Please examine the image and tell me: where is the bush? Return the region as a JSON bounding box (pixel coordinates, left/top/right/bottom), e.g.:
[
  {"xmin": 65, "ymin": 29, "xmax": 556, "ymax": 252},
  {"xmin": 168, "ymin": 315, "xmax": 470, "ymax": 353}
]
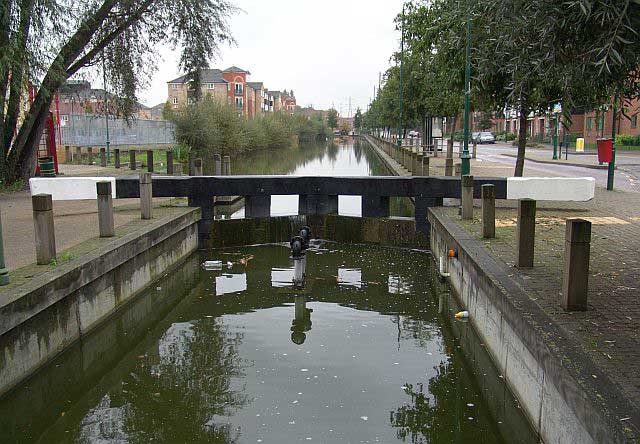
[
  {"xmin": 496, "ymin": 132, "xmax": 517, "ymax": 141},
  {"xmin": 616, "ymin": 134, "xmax": 638, "ymax": 146}
]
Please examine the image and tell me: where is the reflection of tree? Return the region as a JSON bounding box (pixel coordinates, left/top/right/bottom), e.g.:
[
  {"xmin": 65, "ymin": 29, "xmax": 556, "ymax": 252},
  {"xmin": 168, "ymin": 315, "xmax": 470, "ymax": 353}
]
[
  {"xmin": 391, "ymin": 360, "xmax": 486, "ymax": 444},
  {"xmin": 120, "ymin": 318, "xmax": 249, "ymax": 443}
]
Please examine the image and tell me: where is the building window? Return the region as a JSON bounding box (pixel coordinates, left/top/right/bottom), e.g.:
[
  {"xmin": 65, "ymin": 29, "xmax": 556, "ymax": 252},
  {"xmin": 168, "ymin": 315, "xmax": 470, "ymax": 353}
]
[
  {"xmin": 596, "ymin": 117, "xmax": 602, "ymax": 131},
  {"xmin": 235, "ymin": 97, "xmax": 243, "ymax": 109},
  {"xmin": 172, "ymin": 97, "xmax": 178, "ymax": 105},
  {"xmin": 586, "ymin": 117, "xmax": 593, "ymax": 131},
  {"xmin": 207, "ymin": 83, "xmax": 214, "ymax": 90},
  {"xmin": 171, "ymin": 84, "xmax": 178, "ymax": 90},
  {"xmin": 632, "ymin": 114, "xmax": 638, "ymax": 129},
  {"xmin": 187, "ymin": 97, "xmax": 194, "ymax": 105},
  {"xmin": 235, "ymin": 83, "xmax": 243, "ymax": 95}
]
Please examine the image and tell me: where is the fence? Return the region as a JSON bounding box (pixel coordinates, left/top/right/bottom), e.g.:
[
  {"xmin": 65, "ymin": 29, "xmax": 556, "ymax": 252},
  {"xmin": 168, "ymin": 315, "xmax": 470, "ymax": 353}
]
[{"xmin": 60, "ymin": 115, "xmax": 175, "ymax": 147}]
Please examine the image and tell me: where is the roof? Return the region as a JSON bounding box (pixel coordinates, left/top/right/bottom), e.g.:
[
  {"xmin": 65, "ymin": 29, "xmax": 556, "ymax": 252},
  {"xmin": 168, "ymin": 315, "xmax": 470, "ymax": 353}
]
[
  {"xmin": 267, "ymin": 90, "xmax": 281, "ymax": 97},
  {"xmin": 168, "ymin": 69, "xmax": 228, "ymax": 84},
  {"xmin": 247, "ymin": 82, "xmax": 264, "ymax": 90},
  {"xmin": 223, "ymin": 66, "xmax": 250, "ymax": 74}
]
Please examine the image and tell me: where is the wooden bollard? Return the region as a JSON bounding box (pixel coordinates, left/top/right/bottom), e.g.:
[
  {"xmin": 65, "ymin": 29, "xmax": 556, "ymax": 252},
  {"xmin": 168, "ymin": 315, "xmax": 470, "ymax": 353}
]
[
  {"xmin": 516, "ymin": 199, "xmax": 536, "ymax": 268},
  {"xmin": 129, "ymin": 150, "xmax": 136, "ymax": 170},
  {"xmin": 166, "ymin": 150, "xmax": 174, "ymax": 175},
  {"xmin": 188, "ymin": 151, "xmax": 195, "ymax": 176},
  {"xmin": 472, "ymin": 140, "xmax": 478, "ymax": 159},
  {"xmin": 86, "ymin": 146, "xmax": 93, "ymax": 165},
  {"xmin": 214, "ymin": 154, "xmax": 222, "ymax": 175},
  {"xmin": 114, "ymin": 149, "xmax": 121, "ymax": 168},
  {"xmin": 32, "ymin": 194, "xmax": 56, "ymax": 265},
  {"xmin": 481, "ymin": 184, "xmax": 495, "ymax": 238},
  {"xmin": 147, "ymin": 150, "xmax": 154, "ymax": 172},
  {"xmin": 423, "ymin": 156, "xmax": 430, "ymax": 176},
  {"xmin": 64, "ymin": 145, "xmax": 71, "ymax": 164},
  {"xmin": 100, "ymin": 147, "xmax": 107, "ymax": 167},
  {"xmin": 75, "ymin": 146, "xmax": 82, "ymax": 164},
  {"xmin": 562, "ymin": 219, "xmax": 592, "ymax": 311},
  {"xmin": 223, "ymin": 156, "xmax": 231, "ymax": 175},
  {"xmin": 194, "ymin": 158, "xmax": 203, "ymax": 176},
  {"xmin": 97, "ymin": 181, "xmax": 115, "ymax": 237},
  {"xmin": 461, "ymin": 175, "xmax": 474, "ymax": 220},
  {"xmin": 139, "ymin": 173, "xmax": 152, "ymax": 220},
  {"xmin": 454, "ymin": 163, "xmax": 461, "ymax": 176}
]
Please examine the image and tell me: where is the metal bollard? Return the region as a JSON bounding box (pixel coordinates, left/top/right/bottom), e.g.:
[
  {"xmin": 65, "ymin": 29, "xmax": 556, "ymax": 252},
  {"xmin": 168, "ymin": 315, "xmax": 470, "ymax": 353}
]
[
  {"xmin": 139, "ymin": 173, "xmax": 153, "ymax": 220},
  {"xmin": 481, "ymin": 184, "xmax": 495, "ymax": 238},
  {"xmin": 97, "ymin": 181, "xmax": 115, "ymax": 237},
  {"xmin": 562, "ymin": 219, "xmax": 592, "ymax": 311},
  {"xmin": 194, "ymin": 158, "xmax": 203, "ymax": 176},
  {"xmin": 114, "ymin": 149, "xmax": 121, "ymax": 168},
  {"xmin": 0, "ymin": 207, "xmax": 9, "ymax": 285},
  {"xmin": 129, "ymin": 150, "xmax": 136, "ymax": 170},
  {"xmin": 32, "ymin": 194, "xmax": 56, "ymax": 265},
  {"xmin": 147, "ymin": 150, "xmax": 154, "ymax": 173},
  {"xmin": 461, "ymin": 175, "xmax": 474, "ymax": 220},
  {"xmin": 166, "ymin": 150, "xmax": 174, "ymax": 175},
  {"xmin": 223, "ymin": 156, "xmax": 231, "ymax": 176},
  {"xmin": 100, "ymin": 147, "xmax": 107, "ymax": 167},
  {"xmin": 516, "ymin": 199, "xmax": 536, "ymax": 268}
]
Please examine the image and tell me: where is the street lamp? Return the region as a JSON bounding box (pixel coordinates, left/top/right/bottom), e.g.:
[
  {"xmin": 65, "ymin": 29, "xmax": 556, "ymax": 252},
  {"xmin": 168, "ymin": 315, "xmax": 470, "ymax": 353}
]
[
  {"xmin": 607, "ymin": 99, "xmax": 618, "ymax": 191},
  {"xmin": 397, "ymin": 4, "xmax": 405, "ymax": 149},
  {"xmin": 461, "ymin": 0, "xmax": 472, "ymax": 175}
]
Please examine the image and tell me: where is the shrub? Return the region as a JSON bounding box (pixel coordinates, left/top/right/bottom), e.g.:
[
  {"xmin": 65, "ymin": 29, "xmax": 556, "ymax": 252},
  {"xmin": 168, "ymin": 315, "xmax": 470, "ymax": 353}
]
[{"xmin": 616, "ymin": 134, "xmax": 637, "ymax": 146}]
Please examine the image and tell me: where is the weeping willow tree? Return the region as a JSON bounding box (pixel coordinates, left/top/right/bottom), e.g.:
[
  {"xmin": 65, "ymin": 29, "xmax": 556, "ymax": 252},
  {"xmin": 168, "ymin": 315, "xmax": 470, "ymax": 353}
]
[{"xmin": 0, "ymin": 0, "xmax": 237, "ymax": 184}]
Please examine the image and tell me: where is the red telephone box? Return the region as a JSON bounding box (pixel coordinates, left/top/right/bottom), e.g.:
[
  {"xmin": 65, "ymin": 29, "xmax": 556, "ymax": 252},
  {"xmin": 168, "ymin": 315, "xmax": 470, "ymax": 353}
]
[{"xmin": 597, "ymin": 138, "xmax": 613, "ymax": 163}]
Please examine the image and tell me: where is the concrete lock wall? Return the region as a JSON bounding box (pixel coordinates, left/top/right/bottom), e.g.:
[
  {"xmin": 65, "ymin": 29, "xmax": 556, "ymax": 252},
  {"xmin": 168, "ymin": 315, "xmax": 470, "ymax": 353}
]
[
  {"xmin": 0, "ymin": 209, "xmax": 200, "ymax": 397},
  {"xmin": 427, "ymin": 208, "xmax": 627, "ymax": 444}
]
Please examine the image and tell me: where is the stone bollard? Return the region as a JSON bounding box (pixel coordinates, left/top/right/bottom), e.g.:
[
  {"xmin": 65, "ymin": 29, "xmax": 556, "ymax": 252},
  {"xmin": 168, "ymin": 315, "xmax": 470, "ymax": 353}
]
[
  {"xmin": 140, "ymin": 173, "xmax": 153, "ymax": 220},
  {"xmin": 223, "ymin": 156, "xmax": 231, "ymax": 175},
  {"xmin": 461, "ymin": 175, "xmax": 474, "ymax": 220},
  {"xmin": 97, "ymin": 181, "xmax": 115, "ymax": 237},
  {"xmin": 562, "ymin": 219, "xmax": 592, "ymax": 311},
  {"xmin": 214, "ymin": 154, "xmax": 222, "ymax": 175},
  {"xmin": 445, "ymin": 158, "xmax": 454, "ymax": 176},
  {"xmin": 32, "ymin": 194, "xmax": 56, "ymax": 265},
  {"xmin": 129, "ymin": 150, "xmax": 136, "ymax": 170},
  {"xmin": 166, "ymin": 150, "xmax": 174, "ymax": 175},
  {"xmin": 100, "ymin": 147, "xmax": 107, "ymax": 167},
  {"xmin": 472, "ymin": 140, "xmax": 478, "ymax": 159},
  {"xmin": 188, "ymin": 151, "xmax": 195, "ymax": 176},
  {"xmin": 0, "ymin": 207, "xmax": 9, "ymax": 285},
  {"xmin": 75, "ymin": 146, "xmax": 82, "ymax": 165},
  {"xmin": 481, "ymin": 184, "xmax": 495, "ymax": 238},
  {"xmin": 114, "ymin": 149, "xmax": 121, "ymax": 168},
  {"xmin": 194, "ymin": 158, "xmax": 203, "ymax": 176},
  {"xmin": 86, "ymin": 146, "xmax": 93, "ymax": 165},
  {"xmin": 64, "ymin": 145, "xmax": 71, "ymax": 164},
  {"xmin": 516, "ymin": 199, "xmax": 536, "ymax": 268}
]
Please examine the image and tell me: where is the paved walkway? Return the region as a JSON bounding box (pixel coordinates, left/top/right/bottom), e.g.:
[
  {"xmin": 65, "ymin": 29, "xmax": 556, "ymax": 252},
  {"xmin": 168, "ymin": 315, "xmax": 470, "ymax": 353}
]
[{"xmin": 444, "ymin": 188, "xmax": 640, "ymax": 435}]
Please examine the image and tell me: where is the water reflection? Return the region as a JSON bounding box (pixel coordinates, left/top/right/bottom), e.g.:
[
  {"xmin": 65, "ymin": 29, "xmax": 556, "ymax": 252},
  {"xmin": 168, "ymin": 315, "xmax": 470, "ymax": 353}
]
[{"xmin": 0, "ymin": 243, "xmax": 535, "ymax": 444}]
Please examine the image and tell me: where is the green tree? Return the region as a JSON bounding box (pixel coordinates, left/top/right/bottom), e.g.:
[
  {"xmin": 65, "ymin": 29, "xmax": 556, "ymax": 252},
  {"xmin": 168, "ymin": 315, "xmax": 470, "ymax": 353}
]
[
  {"xmin": 353, "ymin": 108, "xmax": 363, "ymax": 132},
  {"xmin": 0, "ymin": 0, "xmax": 237, "ymax": 184},
  {"xmin": 162, "ymin": 101, "xmax": 174, "ymax": 121},
  {"xmin": 326, "ymin": 108, "xmax": 338, "ymax": 130}
]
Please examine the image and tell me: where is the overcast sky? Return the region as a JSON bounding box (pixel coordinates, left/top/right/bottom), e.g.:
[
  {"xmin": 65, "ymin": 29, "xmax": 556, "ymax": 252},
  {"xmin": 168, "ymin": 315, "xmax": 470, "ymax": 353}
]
[{"xmin": 137, "ymin": 0, "xmax": 404, "ymax": 115}]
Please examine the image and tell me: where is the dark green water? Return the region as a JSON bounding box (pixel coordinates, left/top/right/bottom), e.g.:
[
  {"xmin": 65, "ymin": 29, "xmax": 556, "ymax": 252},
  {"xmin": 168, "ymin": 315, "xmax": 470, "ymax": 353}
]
[
  {"xmin": 0, "ymin": 243, "xmax": 536, "ymax": 443},
  {"xmin": 212, "ymin": 138, "xmax": 414, "ymax": 218}
]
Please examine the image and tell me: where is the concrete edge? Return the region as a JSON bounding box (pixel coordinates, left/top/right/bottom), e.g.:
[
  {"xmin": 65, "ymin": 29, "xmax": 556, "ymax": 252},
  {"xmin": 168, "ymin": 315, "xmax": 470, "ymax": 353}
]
[
  {"xmin": 0, "ymin": 207, "xmax": 202, "ymax": 336},
  {"xmin": 501, "ymin": 153, "xmax": 611, "ymax": 170},
  {"xmin": 428, "ymin": 207, "xmax": 637, "ymax": 443},
  {"xmin": 363, "ymin": 135, "xmax": 410, "ymax": 177}
]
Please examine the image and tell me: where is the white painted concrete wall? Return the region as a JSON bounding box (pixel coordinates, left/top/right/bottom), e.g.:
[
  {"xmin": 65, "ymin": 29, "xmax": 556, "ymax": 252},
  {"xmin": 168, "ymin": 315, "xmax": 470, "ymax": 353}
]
[
  {"xmin": 506, "ymin": 177, "xmax": 595, "ymax": 201},
  {"xmin": 29, "ymin": 177, "xmax": 116, "ymax": 200}
]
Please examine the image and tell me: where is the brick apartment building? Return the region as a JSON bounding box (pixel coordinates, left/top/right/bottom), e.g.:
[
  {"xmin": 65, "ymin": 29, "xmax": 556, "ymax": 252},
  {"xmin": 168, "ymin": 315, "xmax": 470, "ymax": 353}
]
[{"xmin": 167, "ymin": 67, "xmax": 296, "ymax": 117}]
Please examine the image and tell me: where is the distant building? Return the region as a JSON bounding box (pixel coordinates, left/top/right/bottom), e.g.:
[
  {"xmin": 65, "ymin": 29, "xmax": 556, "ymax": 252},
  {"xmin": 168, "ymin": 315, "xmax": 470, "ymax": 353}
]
[{"xmin": 167, "ymin": 69, "xmax": 229, "ymax": 110}]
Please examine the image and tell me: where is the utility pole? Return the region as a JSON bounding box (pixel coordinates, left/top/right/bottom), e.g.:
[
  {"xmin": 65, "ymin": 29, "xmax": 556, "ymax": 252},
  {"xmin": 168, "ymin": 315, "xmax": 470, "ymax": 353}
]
[
  {"xmin": 461, "ymin": 0, "xmax": 472, "ymax": 175},
  {"xmin": 397, "ymin": 4, "xmax": 405, "ymax": 147}
]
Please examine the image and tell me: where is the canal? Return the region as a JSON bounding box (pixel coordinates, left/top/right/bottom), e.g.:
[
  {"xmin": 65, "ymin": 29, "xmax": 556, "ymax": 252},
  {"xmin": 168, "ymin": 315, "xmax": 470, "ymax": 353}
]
[
  {"xmin": 0, "ymin": 243, "xmax": 536, "ymax": 443},
  {"xmin": 212, "ymin": 138, "xmax": 414, "ymax": 218}
]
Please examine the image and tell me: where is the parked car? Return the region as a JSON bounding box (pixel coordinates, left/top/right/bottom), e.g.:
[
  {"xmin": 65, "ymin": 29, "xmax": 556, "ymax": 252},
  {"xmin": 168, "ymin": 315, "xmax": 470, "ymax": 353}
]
[
  {"xmin": 471, "ymin": 131, "xmax": 481, "ymax": 142},
  {"xmin": 477, "ymin": 131, "xmax": 496, "ymax": 144}
]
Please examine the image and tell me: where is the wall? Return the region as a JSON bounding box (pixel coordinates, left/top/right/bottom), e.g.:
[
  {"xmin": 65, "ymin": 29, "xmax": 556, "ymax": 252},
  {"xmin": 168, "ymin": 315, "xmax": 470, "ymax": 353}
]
[{"xmin": 0, "ymin": 209, "xmax": 201, "ymax": 397}]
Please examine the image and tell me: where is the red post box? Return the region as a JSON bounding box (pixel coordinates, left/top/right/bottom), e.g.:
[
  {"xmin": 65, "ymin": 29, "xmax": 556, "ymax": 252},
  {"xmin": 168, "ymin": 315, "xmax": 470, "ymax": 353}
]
[{"xmin": 597, "ymin": 138, "xmax": 613, "ymax": 163}]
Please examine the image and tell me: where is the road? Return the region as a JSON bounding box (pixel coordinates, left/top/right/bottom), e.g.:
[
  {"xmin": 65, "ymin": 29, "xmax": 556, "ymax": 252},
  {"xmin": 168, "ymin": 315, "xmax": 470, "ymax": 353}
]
[{"xmin": 470, "ymin": 142, "xmax": 640, "ymax": 192}]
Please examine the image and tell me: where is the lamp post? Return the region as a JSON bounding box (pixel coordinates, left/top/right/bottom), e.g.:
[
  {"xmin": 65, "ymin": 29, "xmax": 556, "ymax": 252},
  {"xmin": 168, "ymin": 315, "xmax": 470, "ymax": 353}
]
[
  {"xmin": 461, "ymin": 0, "xmax": 472, "ymax": 175},
  {"xmin": 397, "ymin": 4, "xmax": 405, "ymax": 149},
  {"xmin": 102, "ymin": 52, "xmax": 111, "ymax": 163},
  {"xmin": 0, "ymin": 208, "xmax": 9, "ymax": 285},
  {"xmin": 607, "ymin": 99, "xmax": 617, "ymax": 191}
]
